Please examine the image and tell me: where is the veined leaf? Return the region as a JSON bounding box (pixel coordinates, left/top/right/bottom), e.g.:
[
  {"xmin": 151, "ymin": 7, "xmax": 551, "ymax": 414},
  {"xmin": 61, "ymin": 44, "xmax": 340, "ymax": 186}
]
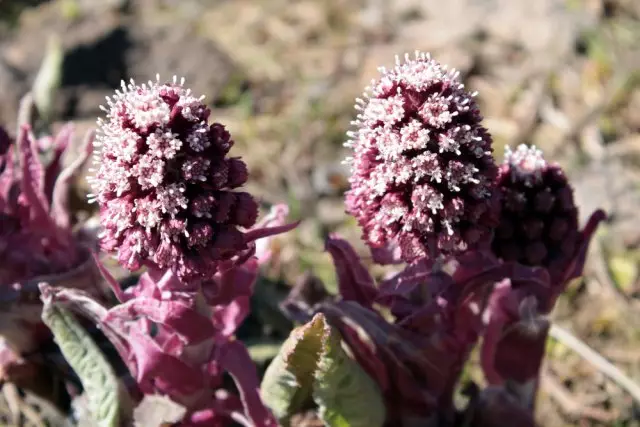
[
  {"xmin": 41, "ymin": 291, "xmax": 120, "ymax": 427},
  {"xmin": 260, "ymin": 313, "xmax": 323, "ymax": 422},
  {"xmin": 312, "ymin": 314, "xmax": 386, "ymax": 427},
  {"xmin": 260, "ymin": 313, "xmax": 385, "ymax": 427}
]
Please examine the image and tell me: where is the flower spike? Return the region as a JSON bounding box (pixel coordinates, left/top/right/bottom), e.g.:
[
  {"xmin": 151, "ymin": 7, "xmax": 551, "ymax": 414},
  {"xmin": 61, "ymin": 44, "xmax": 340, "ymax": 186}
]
[
  {"xmin": 91, "ymin": 76, "xmax": 259, "ymax": 281},
  {"xmin": 345, "ymin": 51, "xmax": 500, "ymax": 262}
]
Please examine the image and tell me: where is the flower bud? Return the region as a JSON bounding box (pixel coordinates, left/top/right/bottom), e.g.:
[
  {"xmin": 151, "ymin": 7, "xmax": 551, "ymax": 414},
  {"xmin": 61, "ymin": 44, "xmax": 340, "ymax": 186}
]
[{"xmin": 492, "ymin": 145, "xmax": 580, "ymax": 273}]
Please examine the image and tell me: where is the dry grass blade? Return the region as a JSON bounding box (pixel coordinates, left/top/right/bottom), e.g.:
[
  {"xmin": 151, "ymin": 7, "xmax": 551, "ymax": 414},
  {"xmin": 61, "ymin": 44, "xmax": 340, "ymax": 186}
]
[{"xmin": 549, "ymin": 323, "xmax": 640, "ymax": 404}]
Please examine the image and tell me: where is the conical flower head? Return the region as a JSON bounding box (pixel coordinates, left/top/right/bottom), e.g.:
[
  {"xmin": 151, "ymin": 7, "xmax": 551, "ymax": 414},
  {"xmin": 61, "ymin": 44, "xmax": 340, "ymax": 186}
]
[
  {"xmin": 491, "ymin": 144, "xmax": 580, "ymax": 276},
  {"xmin": 345, "ymin": 52, "xmax": 499, "ymax": 262},
  {"xmin": 90, "ymin": 76, "xmax": 257, "ymax": 281}
]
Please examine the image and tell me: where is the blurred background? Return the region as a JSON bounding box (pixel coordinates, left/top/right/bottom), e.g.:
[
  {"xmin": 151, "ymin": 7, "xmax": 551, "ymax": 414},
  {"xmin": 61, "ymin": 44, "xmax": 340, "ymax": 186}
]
[{"xmin": 0, "ymin": 0, "xmax": 639, "ymax": 425}]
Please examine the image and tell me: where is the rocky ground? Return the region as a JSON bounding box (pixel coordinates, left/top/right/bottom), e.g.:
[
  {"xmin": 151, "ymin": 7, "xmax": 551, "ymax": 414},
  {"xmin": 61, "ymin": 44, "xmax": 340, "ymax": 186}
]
[{"xmin": 0, "ymin": 0, "xmax": 639, "ymax": 425}]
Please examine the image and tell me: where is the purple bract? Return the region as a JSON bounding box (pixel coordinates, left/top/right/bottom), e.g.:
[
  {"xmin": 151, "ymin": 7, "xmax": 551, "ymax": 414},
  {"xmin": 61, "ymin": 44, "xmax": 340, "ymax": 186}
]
[
  {"xmin": 283, "ymin": 235, "xmax": 532, "ymax": 426},
  {"xmin": 40, "ymin": 204, "xmax": 293, "ymax": 426},
  {"xmin": 0, "ymin": 121, "xmax": 104, "ymax": 379},
  {"xmin": 0, "ymin": 124, "xmax": 91, "ymax": 286}
]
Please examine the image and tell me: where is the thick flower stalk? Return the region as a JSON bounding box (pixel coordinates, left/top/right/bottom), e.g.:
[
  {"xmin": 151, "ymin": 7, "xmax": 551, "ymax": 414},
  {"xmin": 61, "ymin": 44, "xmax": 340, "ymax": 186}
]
[
  {"xmin": 90, "ymin": 76, "xmax": 270, "ymax": 281},
  {"xmin": 78, "ymin": 76, "xmax": 297, "ymax": 424},
  {"xmin": 281, "ymin": 236, "xmax": 532, "ymax": 426},
  {"xmin": 0, "ymin": 121, "xmax": 101, "ymax": 360},
  {"xmin": 481, "ymin": 144, "xmax": 606, "ymax": 406},
  {"xmin": 345, "ymin": 52, "xmax": 500, "ymax": 262},
  {"xmin": 42, "ymin": 264, "xmax": 275, "ymax": 427},
  {"xmin": 41, "ymin": 205, "xmax": 292, "ymax": 426}
]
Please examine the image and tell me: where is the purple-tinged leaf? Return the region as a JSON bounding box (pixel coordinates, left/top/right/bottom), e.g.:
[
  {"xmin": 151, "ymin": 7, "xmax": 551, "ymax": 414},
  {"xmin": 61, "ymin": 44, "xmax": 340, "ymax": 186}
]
[
  {"xmin": 556, "ymin": 209, "xmax": 606, "ymax": 291},
  {"xmin": 37, "ymin": 284, "xmax": 109, "ymax": 325},
  {"xmin": 51, "ymin": 129, "xmax": 94, "ymax": 228},
  {"xmin": 44, "ymin": 123, "xmax": 74, "ymax": 201},
  {"xmin": 17, "ymin": 124, "xmax": 49, "ymax": 224},
  {"xmin": 444, "ymin": 250, "xmax": 503, "ymax": 285},
  {"xmin": 213, "ymin": 298, "xmax": 250, "ymax": 337},
  {"xmin": 92, "ymin": 252, "xmax": 128, "ymax": 303},
  {"xmin": 123, "ymin": 326, "xmax": 207, "ymax": 397},
  {"xmin": 186, "ymin": 392, "xmax": 247, "ymax": 427},
  {"xmin": 243, "ymin": 221, "xmax": 300, "ymax": 246},
  {"xmin": 103, "ymin": 298, "xmax": 215, "ymax": 345},
  {"xmin": 0, "ymin": 147, "xmax": 15, "ymax": 212},
  {"xmin": 378, "ymin": 251, "xmax": 507, "ymax": 326},
  {"xmin": 326, "ymin": 235, "xmax": 377, "ymax": 307},
  {"xmin": 220, "ymin": 340, "xmax": 278, "ymax": 427},
  {"xmin": 480, "ymin": 265, "xmax": 554, "ymax": 407},
  {"xmin": 203, "ymin": 259, "xmax": 260, "ymax": 336},
  {"xmin": 153, "ymin": 265, "xmax": 198, "ymax": 294},
  {"xmin": 126, "ymin": 273, "xmax": 163, "ymax": 300},
  {"xmin": 376, "ymin": 258, "xmax": 432, "ymax": 314},
  {"xmin": 205, "ymin": 258, "xmax": 258, "ymax": 307},
  {"xmin": 184, "ymin": 408, "xmax": 228, "ymax": 427},
  {"xmin": 307, "ymin": 249, "xmax": 537, "ymax": 424}
]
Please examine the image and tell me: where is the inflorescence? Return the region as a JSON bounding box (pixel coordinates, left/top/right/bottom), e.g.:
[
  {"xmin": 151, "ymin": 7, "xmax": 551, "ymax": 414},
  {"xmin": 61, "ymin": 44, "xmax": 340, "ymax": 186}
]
[
  {"xmin": 344, "ymin": 51, "xmax": 500, "ymax": 262},
  {"xmin": 89, "ymin": 75, "xmax": 257, "ymax": 281},
  {"xmin": 492, "ymin": 144, "xmax": 581, "ymax": 273}
]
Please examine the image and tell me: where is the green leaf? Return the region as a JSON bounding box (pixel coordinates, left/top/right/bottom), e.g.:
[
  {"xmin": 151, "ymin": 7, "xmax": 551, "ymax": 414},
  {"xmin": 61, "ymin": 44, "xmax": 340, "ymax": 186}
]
[
  {"xmin": 312, "ymin": 315, "xmax": 386, "ymax": 427},
  {"xmin": 260, "ymin": 314, "xmax": 322, "ymax": 422},
  {"xmin": 42, "ymin": 299, "xmax": 120, "ymax": 427},
  {"xmin": 260, "ymin": 313, "xmax": 385, "ymax": 427}
]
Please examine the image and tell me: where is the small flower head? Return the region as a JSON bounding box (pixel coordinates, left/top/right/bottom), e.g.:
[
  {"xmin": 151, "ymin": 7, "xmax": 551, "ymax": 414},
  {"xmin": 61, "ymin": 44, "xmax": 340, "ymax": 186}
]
[
  {"xmin": 491, "ymin": 145, "xmax": 580, "ymax": 274},
  {"xmin": 345, "ymin": 52, "xmax": 499, "ymax": 262},
  {"xmin": 90, "ymin": 76, "xmax": 256, "ymax": 280}
]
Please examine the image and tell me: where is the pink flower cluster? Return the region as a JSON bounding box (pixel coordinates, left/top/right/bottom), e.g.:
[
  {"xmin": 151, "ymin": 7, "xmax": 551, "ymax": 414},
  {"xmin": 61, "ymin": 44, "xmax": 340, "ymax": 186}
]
[
  {"xmin": 90, "ymin": 76, "xmax": 257, "ymax": 281},
  {"xmin": 345, "ymin": 51, "xmax": 500, "ymax": 262}
]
